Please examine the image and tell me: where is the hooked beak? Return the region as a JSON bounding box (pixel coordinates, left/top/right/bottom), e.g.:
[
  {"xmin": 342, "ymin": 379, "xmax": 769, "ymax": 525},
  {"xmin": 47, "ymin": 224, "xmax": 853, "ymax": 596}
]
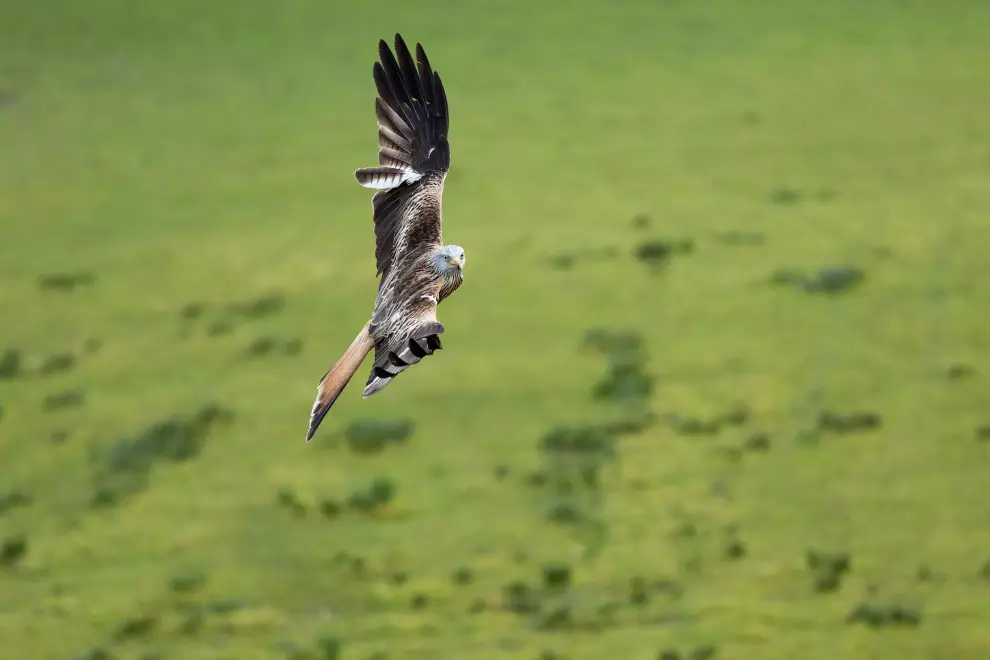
[{"xmin": 450, "ymin": 255, "xmax": 464, "ymax": 269}]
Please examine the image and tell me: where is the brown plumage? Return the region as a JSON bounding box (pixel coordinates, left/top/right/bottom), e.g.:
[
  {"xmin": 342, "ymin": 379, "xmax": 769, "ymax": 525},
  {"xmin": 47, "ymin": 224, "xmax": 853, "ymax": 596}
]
[{"xmin": 306, "ymin": 34, "xmax": 465, "ymax": 442}]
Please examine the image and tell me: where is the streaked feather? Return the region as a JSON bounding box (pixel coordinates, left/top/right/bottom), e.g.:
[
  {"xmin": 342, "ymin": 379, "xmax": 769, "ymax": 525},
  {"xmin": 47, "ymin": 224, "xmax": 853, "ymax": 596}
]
[
  {"xmin": 378, "ymin": 146, "xmax": 412, "ymax": 168},
  {"xmin": 306, "ymin": 323, "xmax": 374, "ymax": 441},
  {"xmin": 355, "ymin": 166, "xmax": 416, "ymax": 189},
  {"xmin": 378, "ymin": 126, "xmax": 410, "ymax": 151}
]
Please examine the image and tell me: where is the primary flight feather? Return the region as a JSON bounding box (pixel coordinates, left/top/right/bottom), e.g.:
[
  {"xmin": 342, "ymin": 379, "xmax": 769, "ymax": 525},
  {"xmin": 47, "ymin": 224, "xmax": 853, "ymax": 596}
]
[{"xmin": 305, "ymin": 34, "xmax": 464, "ymax": 441}]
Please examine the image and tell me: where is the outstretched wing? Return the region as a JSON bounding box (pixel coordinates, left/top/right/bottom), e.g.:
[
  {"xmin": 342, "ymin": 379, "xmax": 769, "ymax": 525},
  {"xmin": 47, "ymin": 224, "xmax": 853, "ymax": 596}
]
[{"xmin": 354, "ymin": 34, "xmax": 450, "ymax": 290}]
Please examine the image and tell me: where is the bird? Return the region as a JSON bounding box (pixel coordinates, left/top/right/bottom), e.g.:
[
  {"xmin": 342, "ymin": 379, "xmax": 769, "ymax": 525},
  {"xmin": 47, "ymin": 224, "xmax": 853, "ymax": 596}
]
[{"xmin": 305, "ymin": 34, "xmax": 464, "ymax": 442}]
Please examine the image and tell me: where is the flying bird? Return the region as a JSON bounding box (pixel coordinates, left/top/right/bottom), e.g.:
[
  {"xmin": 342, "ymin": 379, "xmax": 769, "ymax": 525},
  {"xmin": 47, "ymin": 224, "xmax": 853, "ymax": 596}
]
[{"xmin": 305, "ymin": 34, "xmax": 464, "ymax": 441}]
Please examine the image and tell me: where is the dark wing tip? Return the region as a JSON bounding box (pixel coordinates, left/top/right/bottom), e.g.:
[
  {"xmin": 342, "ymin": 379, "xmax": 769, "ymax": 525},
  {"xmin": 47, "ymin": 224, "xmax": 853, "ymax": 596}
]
[{"xmin": 415, "ymin": 42, "xmax": 430, "ymax": 68}]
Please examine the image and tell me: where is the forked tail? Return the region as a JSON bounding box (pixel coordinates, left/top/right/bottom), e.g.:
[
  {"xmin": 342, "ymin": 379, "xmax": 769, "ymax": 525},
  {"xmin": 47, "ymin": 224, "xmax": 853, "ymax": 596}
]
[{"xmin": 306, "ymin": 322, "xmax": 375, "ymax": 441}]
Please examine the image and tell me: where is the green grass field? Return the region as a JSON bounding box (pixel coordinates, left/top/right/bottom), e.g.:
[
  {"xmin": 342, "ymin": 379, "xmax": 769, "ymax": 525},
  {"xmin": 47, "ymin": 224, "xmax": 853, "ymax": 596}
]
[{"xmin": 3, "ymin": 1, "xmax": 990, "ymax": 658}]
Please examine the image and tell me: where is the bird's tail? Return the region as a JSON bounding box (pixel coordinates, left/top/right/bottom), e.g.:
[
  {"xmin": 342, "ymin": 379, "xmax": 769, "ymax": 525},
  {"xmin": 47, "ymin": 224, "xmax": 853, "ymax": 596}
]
[{"xmin": 306, "ymin": 322, "xmax": 374, "ymax": 441}]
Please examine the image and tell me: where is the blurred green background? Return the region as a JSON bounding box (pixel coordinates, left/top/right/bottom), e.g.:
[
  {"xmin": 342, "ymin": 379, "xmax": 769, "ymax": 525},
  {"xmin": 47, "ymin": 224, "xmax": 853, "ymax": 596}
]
[{"xmin": 2, "ymin": 1, "xmax": 990, "ymax": 658}]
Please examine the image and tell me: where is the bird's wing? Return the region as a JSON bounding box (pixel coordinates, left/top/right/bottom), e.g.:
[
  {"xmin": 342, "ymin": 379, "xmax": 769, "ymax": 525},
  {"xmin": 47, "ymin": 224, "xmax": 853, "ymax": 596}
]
[{"xmin": 354, "ymin": 33, "xmax": 451, "ymax": 291}]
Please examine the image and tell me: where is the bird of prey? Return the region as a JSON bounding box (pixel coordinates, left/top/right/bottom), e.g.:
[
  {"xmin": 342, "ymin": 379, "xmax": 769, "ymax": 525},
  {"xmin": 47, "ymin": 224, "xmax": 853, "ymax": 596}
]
[{"xmin": 305, "ymin": 34, "xmax": 464, "ymax": 441}]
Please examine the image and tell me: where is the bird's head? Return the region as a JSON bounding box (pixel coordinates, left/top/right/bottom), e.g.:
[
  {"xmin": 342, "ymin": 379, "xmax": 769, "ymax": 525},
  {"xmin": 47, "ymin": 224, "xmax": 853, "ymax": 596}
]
[{"xmin": 435, "ymin": 244, "xmax": 466, "ymax": 272}]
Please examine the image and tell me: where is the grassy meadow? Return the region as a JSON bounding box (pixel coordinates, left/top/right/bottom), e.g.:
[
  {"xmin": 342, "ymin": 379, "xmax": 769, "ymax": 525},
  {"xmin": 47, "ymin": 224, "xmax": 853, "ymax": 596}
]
[{"xmin": 3, "ymin": 0, "xmax": 990, "ymax": 658}]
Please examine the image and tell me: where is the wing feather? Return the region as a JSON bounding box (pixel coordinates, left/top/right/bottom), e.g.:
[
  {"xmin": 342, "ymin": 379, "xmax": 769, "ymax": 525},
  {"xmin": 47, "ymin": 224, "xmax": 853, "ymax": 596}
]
[
  {"xmin": 354, "ymin": 34, "xmax": 451, "ymax": 286},
  {"xmin": 378, "ymin": 125, "xmax": 410, "ymax": 151},
  {"xmin": 377, "ymin": 39, "xmax": 420, "ymax": 127},
  {"xmin": 394, "ymin": 35, "xmax": 426, "ymax": 109}
]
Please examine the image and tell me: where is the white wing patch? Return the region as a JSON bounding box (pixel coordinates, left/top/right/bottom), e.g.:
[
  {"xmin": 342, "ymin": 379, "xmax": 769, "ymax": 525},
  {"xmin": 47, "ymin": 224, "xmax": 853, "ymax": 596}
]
[{"xmin": 355, "ymin": 166, "xmax": 423, "ymax": 190}]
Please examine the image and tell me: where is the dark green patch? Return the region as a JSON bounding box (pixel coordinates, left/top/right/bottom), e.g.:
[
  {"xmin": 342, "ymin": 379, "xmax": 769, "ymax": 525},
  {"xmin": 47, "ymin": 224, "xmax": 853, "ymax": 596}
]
[
  {"xmin": 945, "ymin": 362, "xmax": 976, "ymax": 380},
  {"xmin": 600, "ymin": 408, "xmax": 657, "ymax": 436},
  {"xmin": 37, "ymin": 271, "xmax": 96, "ymax": 291},
  {"xmin": 846, "ymin": 600, "xmax": 922, "ymax": 628},
  {"xmin": 245, "ymin": 336, "xmax": 277, "ymax": 356},
  {"xmin": 633, "ymin": 238, "xmax": 695, "ymax": 270},
  {"xmin": 207, "ymin": 321, "xmax": 234, "ymax": 336},
  {"xmin": 541, "ymin": 563, "xmax": 572, "ymax": 591},
  {"xmin": 452, "ymin": 566, "xmax": 474, "ymax": 585},
  {"xmin": 39, "ymin": 352, "xmax": 76, "ymax": 375},
  {"xmin": 319, "ymin": 498, "xmax": 342, "ymax": 519},
  {"xmin": 0, "ymin": 535, "xmax": 27, "ymax": 566},
  {"xmin": 804, "ymin": 267, "xmax": 866, "ymax": 294},
  {"xmin": 545, "ymin": 502, "xmax": 582, "ymax": 524},
  {"xmin": 228, "ymin": 292, "xmax": 285, "ymax": 319},
  {"xmin": 113, "ymin": 614, "xmax": 158, "ymax": 640},
  {"xmin": 593, "ymin": 362, "xmax": 654, "ymax": 404},
  {"xmin": 548, "ymin": 253, "xmax": 575, "ymax": 270},
  {"xmin": 629, "ymin": 576, "xmax": 650, "ymax": 606},
  {"xmin": 724, "ymin": 539, "xmax": 746, "ymax": 560},
  {"xmin": 168, "ymin": 571, "xmax": 206, "ymax": 594},
  {"xmin": 89, "ymin": 404, "xmax": 233, "ymax": 507},
  {"xmin": 245, "ymin": 336, "xmax": 303, "ymax": 358},
  {"xmin": 715, "ymin": 402, "xmax": 750, "ymax": 427},
  {"xmin": 0, "ymin": 349, "xmax": 21, "ymax": 379},
  {"xmin": 818, "ymin": 410, "xmax": 882, "ymax": 435},
  {"xmin": 276, "ymin": 487, "xmax": 307, "ymax": 517},
  {"xmin": 344, "ymin": 418, "xmax": 413, "ymax": 455},
  {"xmin": 743, "ymin": 432, "xmax": 771, "ymax": 452},
  {"xmin": 769, "ymin": 187, "xmax": 801, "ymax": 204},
  {"xmin": 43, "ymin": 389, "xmax": 84, "ymax": 411},
  {"xmin": 772, "ymin": 266, "xmax": 865, "ymax": 295},
  {"xmin": 315, "ymin": 637, "xmax": 342, "ymax": 660},
  {"xmin": 581, "ymin": 328, "xmax": 645, "ymax": 360},
  {"xmin": 631, "ymin": 213, "xmax": 651, "ymax": 229},
  {"xmin": 662, "ymin": 403, "xmax": 753, "ymax": 437},
  {"xmin": 178, "ymin": 608, "xmax": 204, "ymax": 635},
  {"xmin": 503, "ymin": 580, "xmax": 541, "ymax": 615},
  {"xmin": 807, "ymin": 549, "xmax": 851, "ymax": 593},
  {"xmin": 179, "ymin": 302, "xmax": 207, "ymax": 320},
  {"xmin": 666, "ymin": 415, "xmax": 722, "ymax": 437},
  {"xmin": 0, "ymin": 489, "xmax": 32, "ymax": 516},
  {"xmin": 346, "ymin": 477, "xmax": 396, "ymax": 514},
  {"xmin": 204, "ymin": 598, "xmax": 249, "ymax": 614},
  {"xmin": 536, "ymin": 605, "xmax": 573, "ymax": 631}
]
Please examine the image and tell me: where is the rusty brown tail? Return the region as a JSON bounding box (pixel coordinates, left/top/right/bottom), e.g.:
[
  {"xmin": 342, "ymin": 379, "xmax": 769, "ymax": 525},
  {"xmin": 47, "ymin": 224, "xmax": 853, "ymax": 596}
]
[{"xmin": 306, "ymin": 322, "xmax": 374, "ymax": 441}]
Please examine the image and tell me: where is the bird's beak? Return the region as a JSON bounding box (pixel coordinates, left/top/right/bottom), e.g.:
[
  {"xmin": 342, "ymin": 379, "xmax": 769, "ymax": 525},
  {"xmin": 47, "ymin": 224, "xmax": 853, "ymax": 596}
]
[{"xmin": 450, "ymin": 256, "xmax": 464, "ymax": 268}]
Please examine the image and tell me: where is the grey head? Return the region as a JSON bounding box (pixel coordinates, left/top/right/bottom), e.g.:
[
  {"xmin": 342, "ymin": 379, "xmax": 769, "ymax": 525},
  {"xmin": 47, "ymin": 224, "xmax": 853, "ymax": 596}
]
[{"xmin": 431, "ymin": 244, "xmax": 466, "ymax": 273}]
